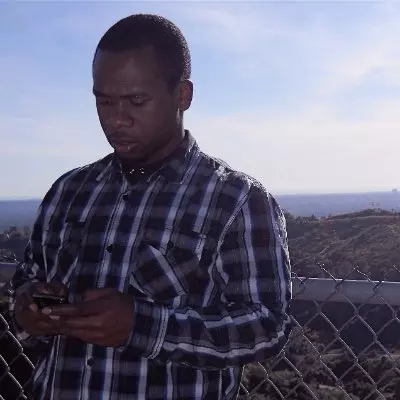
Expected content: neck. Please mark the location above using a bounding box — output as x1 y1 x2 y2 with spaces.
120 128 186 170
144 127 186 166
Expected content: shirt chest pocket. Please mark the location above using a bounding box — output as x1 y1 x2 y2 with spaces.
129 226 211 303
42 221 85 282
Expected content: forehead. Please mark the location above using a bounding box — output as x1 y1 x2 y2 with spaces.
93 47 165 95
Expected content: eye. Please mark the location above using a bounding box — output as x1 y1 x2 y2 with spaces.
96 97 113 106
129 96 146 106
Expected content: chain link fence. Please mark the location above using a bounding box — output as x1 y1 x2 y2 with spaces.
0 316 34 400
0 255 34 399
239 264 400 399
1 262 400 399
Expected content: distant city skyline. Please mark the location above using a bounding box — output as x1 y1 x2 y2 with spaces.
1 2 400 198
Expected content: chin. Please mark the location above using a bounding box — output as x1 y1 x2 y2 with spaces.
116 150 148 164
117 151 141 160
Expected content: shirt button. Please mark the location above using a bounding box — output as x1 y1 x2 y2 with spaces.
86 357 94 367
106 244 113 253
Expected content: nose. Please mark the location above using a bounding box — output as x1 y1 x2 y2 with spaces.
109 100 132 128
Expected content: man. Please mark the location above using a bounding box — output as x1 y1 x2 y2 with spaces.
4 14 292 400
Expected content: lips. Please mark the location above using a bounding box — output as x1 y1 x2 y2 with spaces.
111 137 135 145
110 138 139 153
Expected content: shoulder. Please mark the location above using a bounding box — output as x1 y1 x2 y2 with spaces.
42 154 113 205
196 150 275 204
196 150 285 227
53 154 112 188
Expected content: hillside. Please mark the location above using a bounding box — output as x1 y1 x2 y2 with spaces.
1 208 400 279
285 208 400 280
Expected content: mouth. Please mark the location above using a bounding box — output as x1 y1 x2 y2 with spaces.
110 139 139 153
109 137 138 152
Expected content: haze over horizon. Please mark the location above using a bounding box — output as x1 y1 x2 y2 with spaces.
1 2 400 198
1 188 399 202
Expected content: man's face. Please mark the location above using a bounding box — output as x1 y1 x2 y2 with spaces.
93 46 192 162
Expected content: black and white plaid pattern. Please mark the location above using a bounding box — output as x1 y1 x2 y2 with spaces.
5 133 292 399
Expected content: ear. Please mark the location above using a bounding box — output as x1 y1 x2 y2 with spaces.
178 80 193 112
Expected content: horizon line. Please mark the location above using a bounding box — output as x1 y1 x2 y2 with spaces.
0 188 398 201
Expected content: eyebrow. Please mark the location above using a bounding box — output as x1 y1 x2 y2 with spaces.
92 88 148 98
92 89 108 97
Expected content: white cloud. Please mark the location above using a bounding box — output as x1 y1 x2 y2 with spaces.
2 2 400 197
183 3 400 99
187 96 400 193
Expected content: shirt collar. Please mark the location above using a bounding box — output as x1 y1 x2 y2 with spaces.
95 130 199 184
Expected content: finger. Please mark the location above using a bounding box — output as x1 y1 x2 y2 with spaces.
35 320 61 331
49 281 68 296
63 328 101 343
43 297 107 317
41 303 80 317
23 308 57 323
17 310 63 335
75 299 107 315
19 291 33 308
62 316 99 330
33 282 53 295
28 303 38 312
83 288 119 301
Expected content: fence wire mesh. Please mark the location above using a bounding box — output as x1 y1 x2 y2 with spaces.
1 263 400 399
239 264 400 400
0 315 34 400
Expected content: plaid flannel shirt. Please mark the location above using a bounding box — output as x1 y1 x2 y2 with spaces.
4 133 292 400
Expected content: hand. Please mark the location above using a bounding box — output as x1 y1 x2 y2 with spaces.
14 281 68 337
44 288 133 347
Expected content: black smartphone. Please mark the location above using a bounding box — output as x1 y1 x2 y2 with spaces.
32 293 69 309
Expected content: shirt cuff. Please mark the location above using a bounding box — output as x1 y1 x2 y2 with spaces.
117 298 170 358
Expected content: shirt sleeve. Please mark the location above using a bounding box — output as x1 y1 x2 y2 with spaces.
2 188 56 348
122 185 293 369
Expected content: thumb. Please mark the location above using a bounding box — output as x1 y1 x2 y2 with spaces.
82 288 119 301
49 281 68 296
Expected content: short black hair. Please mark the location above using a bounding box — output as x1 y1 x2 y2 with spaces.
94 14 191 88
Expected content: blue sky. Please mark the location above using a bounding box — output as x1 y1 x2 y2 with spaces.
1 1 400 199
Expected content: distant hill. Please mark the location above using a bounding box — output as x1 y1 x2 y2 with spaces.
286 208 400 280
1 207 400 282
278 190 400 217
0 200 40 231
